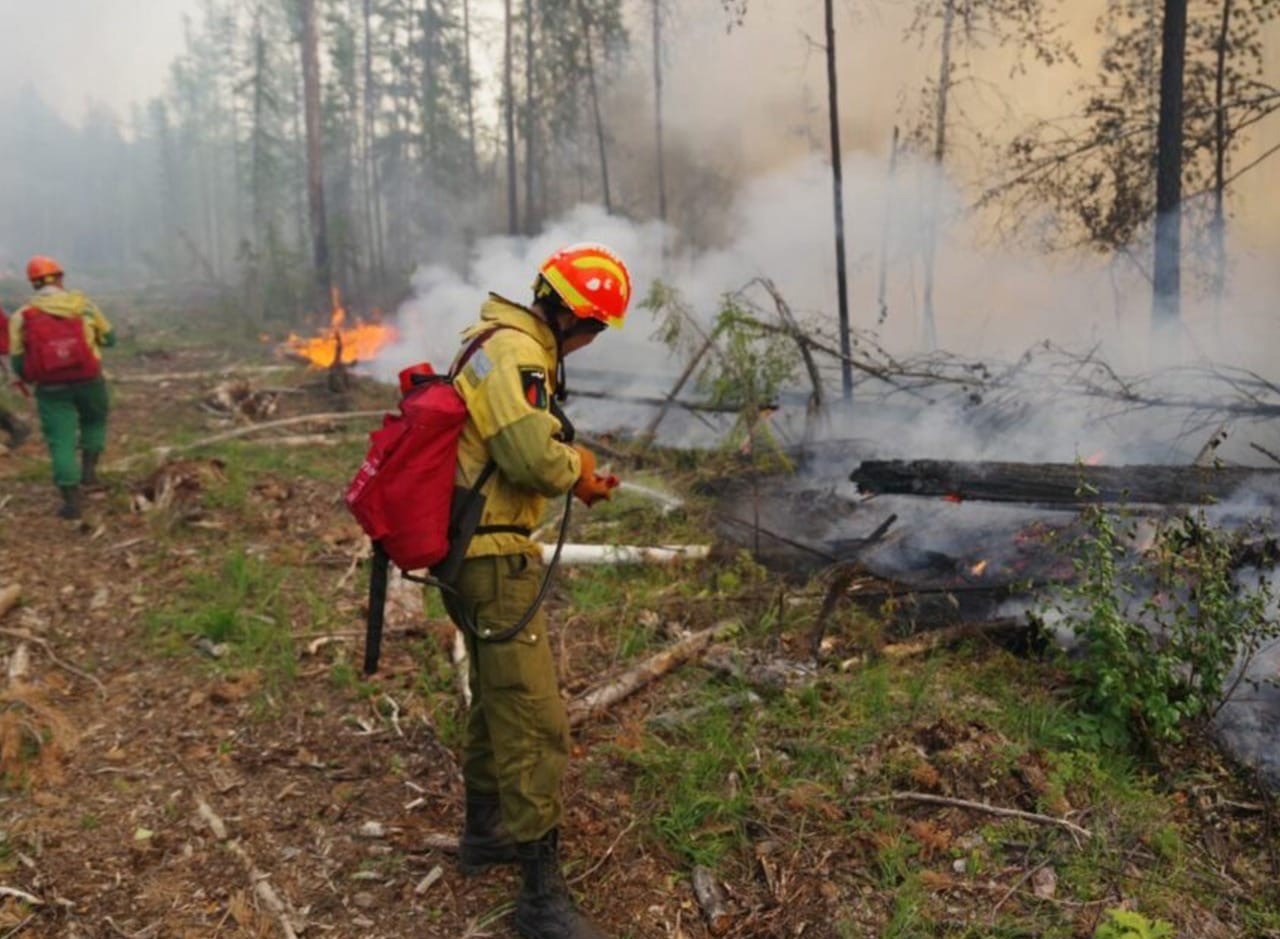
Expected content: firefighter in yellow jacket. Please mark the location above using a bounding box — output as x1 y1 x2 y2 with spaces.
444 244 627 939
8 256 114 519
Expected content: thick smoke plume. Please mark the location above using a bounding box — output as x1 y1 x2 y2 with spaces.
377 152 1280 466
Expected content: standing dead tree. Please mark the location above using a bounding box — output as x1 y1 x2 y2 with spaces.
996 0 1278 300
300 0 331 302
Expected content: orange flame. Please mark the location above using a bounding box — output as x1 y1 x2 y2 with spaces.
282 288 397 367
969 559 989 577
1084 451 1106 466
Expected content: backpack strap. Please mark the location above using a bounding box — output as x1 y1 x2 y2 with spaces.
449 326 506 380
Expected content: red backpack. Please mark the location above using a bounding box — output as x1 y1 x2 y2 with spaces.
345 330 501 574
19 308 100 383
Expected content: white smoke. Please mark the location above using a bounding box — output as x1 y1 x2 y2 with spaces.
373 151 1280 462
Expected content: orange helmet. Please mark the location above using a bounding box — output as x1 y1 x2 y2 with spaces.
26 255 64 286
535 243 632 328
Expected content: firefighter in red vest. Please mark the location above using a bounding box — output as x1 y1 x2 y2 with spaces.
445 244 627 939
7 257 114 519
0 304 31 450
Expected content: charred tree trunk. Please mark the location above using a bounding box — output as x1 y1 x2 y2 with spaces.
825 0 853 402
1152 0 1189 328
301 0 332 301
852 459 1280 506
504 0 519 234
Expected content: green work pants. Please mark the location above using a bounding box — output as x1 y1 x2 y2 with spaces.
444 552 569 843
35 378 109 487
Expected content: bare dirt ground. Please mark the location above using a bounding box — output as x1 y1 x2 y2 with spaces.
0 339 1278 939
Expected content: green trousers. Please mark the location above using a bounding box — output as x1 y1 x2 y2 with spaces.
444 552 569 843
35 378 109 487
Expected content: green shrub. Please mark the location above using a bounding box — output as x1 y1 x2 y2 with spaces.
1093 908 1174 939
1046 506 1277 747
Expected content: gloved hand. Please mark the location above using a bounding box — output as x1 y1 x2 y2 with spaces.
572 444 620 507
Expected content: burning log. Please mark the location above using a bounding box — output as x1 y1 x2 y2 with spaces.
852 459 1280 506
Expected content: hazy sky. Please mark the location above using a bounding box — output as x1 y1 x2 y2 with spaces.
0 0 199 122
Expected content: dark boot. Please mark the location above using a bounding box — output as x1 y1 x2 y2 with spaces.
57 485 82 520
458 790 518 874
0 411 28 449
81 450 101 487
514 830 609 939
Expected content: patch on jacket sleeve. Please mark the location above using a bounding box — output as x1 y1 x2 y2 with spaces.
520 366 549 409
462 347 494 385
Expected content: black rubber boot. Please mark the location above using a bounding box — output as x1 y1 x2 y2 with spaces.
514 830 609 939
0 411 28 450
81 450 101 487
57 485 82 520
458 790 518 874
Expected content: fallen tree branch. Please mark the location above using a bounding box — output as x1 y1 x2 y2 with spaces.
0 628 106 698
568 620 740 726
808 515 900 659
0 885 43 906
112 410 384 469
849 791 1092 840
113 365 294 384
1251 442 1280 467
227 840 301 939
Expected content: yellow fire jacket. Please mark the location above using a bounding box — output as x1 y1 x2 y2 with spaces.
452 295 582 558
8 288 114 375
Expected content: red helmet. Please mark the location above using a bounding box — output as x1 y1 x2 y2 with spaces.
536 244 632 328
26 255 64 285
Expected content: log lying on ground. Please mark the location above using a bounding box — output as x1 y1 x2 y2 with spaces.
110 410 384 470
543 544 710 566
114 365 295 384
567 620 739 727
852 459 1280 506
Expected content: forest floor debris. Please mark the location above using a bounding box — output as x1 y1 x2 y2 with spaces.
0 334 1276 938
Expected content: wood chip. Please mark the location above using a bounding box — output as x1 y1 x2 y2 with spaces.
691 866 731 935
197 797 228 840
414 865 444 895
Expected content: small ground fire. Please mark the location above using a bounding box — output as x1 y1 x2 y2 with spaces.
282 289 398 368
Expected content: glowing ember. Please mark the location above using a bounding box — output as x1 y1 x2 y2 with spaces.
282 289 397 367
1084 451 1106 466
969 559 989 577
